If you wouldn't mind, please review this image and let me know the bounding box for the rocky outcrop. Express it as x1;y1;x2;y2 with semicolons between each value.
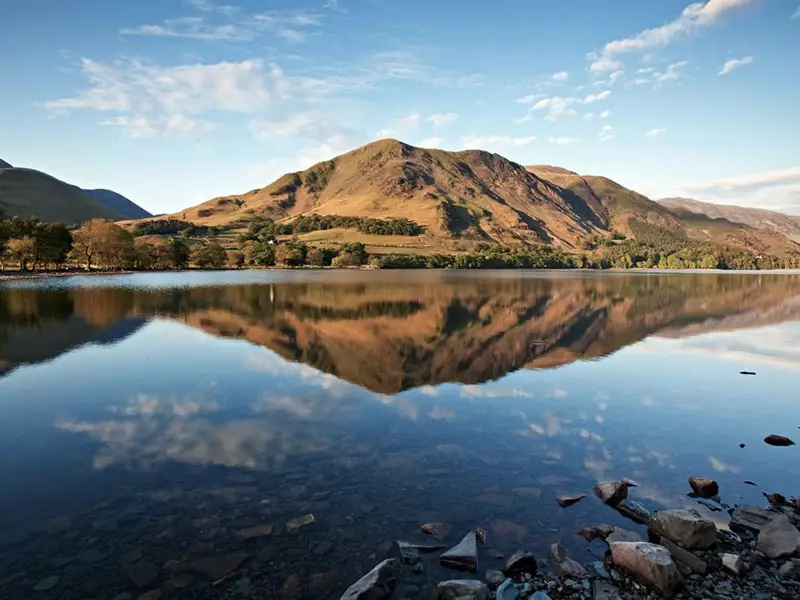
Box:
757;516;800;559
648;509;717;550
340;559;400;600
609;542;683;598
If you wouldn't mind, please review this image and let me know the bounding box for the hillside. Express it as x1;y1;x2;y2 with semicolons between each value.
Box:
659;197;800;242
0;158;11;169
82;188;152;219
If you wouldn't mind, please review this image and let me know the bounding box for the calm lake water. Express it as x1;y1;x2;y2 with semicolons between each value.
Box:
1;270;799;599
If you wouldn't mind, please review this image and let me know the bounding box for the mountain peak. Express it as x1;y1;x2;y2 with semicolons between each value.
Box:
0;158;12;169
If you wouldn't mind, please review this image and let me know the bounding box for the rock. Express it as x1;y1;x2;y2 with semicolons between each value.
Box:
280;573;301;598
123;561;160;589
730;505;778;532
606;527;642;544
32;575;60;592
437;579;489;600
695;498;723;512
191;552;248;580
658;537;707;574
120;548;143;565
722;553;745;576
164;574;194;590
236;524;274;539
315;541;334;556
778;558;800;580
421;522;452;541
340;559;400;600
592;581;622;600
609;542;683;598
484;570;505;589
648;509;717;550
496;579;518;600
440;532;478;572
557;494;587;508
286;513;315;532
111;594;133;600
716;527;743;546
549;543;588;578
756;515;800;558
504;549;537;576
590;561;610;579
136;591;162;600
490;520;527;543
764;434;795;446
616;500;650;524
77;549;106;564
688;477;719;498
398;541;448;562
765;492;788;506
576;524;615;542
593;480;632;505
530;593;552;600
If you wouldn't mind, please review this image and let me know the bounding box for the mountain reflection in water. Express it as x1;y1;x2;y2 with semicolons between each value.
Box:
1;271;799;600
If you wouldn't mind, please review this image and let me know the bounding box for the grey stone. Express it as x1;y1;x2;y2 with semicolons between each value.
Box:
557;494;587;508
730;505;779;533
593;480;631;504
648;509;717;550
549;543;588;578
420;522;452;541
484;570;505;589
778;558;800;580
659;537;707;574
437;579;489;600
616;500;651;524
592;581;622;600
32;576;60;592
606;527;642;544
504;549;537;576
688;477;719;498
722;553;745;576
496;579;518;600
530;593;552;600
440;532;478;572
757;515;800;558
110;594;133;600
123;560;160;589
576;524;615;542
286;513;315;532
340;559;400;600
610;541;683;598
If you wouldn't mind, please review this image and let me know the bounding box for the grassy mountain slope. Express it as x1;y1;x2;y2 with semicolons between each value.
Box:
169;139;613;249
659;197;800;242
0;168;125;223
82;188;152;220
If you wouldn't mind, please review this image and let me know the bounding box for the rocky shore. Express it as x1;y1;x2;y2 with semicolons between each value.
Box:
340;474;800;600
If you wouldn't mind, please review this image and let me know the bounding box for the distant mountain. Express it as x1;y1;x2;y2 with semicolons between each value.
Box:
0;161;151;224
659;197;800;242
81;188;152;220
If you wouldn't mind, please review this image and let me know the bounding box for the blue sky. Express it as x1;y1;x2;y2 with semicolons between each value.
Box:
1;0;799;215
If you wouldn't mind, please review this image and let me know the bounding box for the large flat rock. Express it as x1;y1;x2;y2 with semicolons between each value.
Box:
610;541;683;598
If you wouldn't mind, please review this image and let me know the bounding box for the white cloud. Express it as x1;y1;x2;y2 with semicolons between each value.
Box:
583;112;595;120
656;60;689;82
793;6;800;19
603;0;756;55
551;71;569;81
685;165;800;193
548;136;577;145
426;112;459;128
598;124;615;142
369;51;483;87
398;112;421;128
418;136;444;148
530;96;578;121
609;70;625;84
645;128;666;138
587;53;624;73
461;134;537;148
719;55;754;75
581;90;611;104
249;112;358;146
599;110;611;119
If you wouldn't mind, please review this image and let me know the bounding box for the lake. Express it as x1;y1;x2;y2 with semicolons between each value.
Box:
1;270;799;599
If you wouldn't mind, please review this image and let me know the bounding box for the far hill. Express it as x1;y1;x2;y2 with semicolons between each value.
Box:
0;161;151;224
82;188;152;220
659;197;800;242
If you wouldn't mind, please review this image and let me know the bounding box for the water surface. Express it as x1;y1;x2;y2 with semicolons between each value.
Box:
1;270;799;599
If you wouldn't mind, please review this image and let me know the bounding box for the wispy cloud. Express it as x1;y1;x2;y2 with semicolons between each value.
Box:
530;96;577;121
581;90;611;104
548;136;577;145
426;112;459;128
657;60;689;82
418;136;444;148
599;109;611;119
719;55;754;75
645;128;666;138
684;165;800;193
598;124;614;142
551;71;569;81
587;53;624;73
461;134;537;149
792;6;800;19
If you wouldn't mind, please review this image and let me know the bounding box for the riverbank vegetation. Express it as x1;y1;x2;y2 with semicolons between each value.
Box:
2;215;799;273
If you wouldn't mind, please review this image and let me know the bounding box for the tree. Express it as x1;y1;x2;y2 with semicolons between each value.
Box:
169;238;190;269
306;247;325;267
332;251;363;268
71;219;111;270
340;242;368;264
227;250;245;268
96;224;135;269
275;243;305;266
134;242;157;269
33;222;72;268
192;241;227;268
5;236;36;270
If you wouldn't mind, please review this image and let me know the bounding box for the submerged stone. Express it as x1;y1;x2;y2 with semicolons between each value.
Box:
33;576;60;592
557;494;587;508
340;559;400;600
286;513;315;532
440;531;479;572
437;579;489;600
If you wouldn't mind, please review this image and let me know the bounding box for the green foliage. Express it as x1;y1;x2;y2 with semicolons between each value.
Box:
340;242;368;264
132;219;208;237
240;215;423;240
275;242;307;266
0;216;73;269
191;241;227;268
169;238;190;269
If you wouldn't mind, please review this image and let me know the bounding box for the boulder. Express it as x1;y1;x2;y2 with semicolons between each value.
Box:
648;509;716;550
484;570;505;589
557;494;587;508
609;542;683;598
548;543;588;578
764;434;795;447
496;579;518;600
440;532;479;572
437;580;489;600
591;581;622;600
659;537;706;574
504;549;537;576
721;553;744;576
616;500;650;524
688;477;719;499
576;524;615;542
340;559;400;600
756;515;800;558
593;480;632;505
778;558;800;580
605;527;642;544
729;505;779;533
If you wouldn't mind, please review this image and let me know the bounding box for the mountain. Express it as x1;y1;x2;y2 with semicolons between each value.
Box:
0;161;150;223
81;188;152;220
659;197;800;242
147;139;799;256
